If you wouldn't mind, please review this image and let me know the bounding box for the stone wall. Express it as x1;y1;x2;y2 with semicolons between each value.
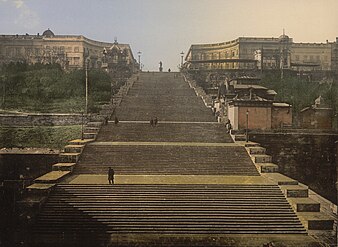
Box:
0;153;59;181
250;131;338;204
0;113;90;126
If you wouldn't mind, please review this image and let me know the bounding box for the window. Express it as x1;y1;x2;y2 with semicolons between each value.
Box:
295;55;299;61
304;55;308;60
74;47;79;52
15;47;21;55
74;57;80;65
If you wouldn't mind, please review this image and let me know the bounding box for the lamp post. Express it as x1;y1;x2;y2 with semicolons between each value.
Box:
137;51;142;71
81;111;84;140
246;109;249;142
180;51;184;68
85;59;89;115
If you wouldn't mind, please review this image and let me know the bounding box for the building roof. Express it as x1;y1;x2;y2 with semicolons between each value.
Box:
273;102;291;107
300;106;333;112
42;28;55;37
233;85;267;90
266;89;277;95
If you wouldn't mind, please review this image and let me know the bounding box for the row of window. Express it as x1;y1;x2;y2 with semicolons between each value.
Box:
193;50;239;60
3;45;102;56
294;55;328;61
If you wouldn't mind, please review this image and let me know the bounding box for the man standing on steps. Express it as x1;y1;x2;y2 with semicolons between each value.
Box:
114;116;119;125
108;167;114;184
154;117;158;126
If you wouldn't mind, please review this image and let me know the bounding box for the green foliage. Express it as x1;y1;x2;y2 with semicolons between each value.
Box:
0;62;113;113
260;71;338;116
0;125;81;149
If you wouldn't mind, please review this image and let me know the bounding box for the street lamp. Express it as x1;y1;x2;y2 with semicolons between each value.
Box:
85;58;89;115
246;109;249;142
180;51;184;68
81;111;84;140
137;51;142;71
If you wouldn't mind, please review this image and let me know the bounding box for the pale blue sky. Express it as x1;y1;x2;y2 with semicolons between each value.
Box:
0;0;337;71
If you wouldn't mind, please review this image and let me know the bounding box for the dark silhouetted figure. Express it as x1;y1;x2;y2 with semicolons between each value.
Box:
154;117;158;126
159;61;163;72
226;119;232;133
108;167;114;184
150;118;154;127
114;116;119;125
168;68;171;72
104;116;108;125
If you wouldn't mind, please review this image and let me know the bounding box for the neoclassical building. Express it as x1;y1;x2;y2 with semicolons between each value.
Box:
185;34;337;72
0;29;137;70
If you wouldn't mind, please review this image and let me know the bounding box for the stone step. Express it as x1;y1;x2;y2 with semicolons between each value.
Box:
52;163;76;172
288;198;320;212
248;147;266;155
83;127;100;133
68;139;94;145
26;183;55;194
252;154;272;163
34;171;70;183
59;153;81;163
243;142;261;147
298;212;335;230
64;145;85;153
281;185;309;198
262;173;298;185
83;128;99;133
234;134;246;141
86;121;102;127
83;132;97;140
255;163;279;173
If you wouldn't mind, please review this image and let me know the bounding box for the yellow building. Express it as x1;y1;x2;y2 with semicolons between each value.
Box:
185;34;337;72
0;29;136;70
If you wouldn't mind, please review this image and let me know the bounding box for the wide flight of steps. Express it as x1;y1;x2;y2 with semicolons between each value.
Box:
29;72;325;246
76;144;259;176
97;122;233;143
114;74;215;122
32;184;306;246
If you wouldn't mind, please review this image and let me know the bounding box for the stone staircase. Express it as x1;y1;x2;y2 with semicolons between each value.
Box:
32;184;306;246
26;72;335;246
114;74;214;122
97;122;232;143
76;144;259;176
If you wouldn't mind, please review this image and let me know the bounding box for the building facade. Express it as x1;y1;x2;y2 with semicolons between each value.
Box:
0;29;136;70
185;34;337;72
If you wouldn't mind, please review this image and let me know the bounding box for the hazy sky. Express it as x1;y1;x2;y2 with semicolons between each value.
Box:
0;0;337;71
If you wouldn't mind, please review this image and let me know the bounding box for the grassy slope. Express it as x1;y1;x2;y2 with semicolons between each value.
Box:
0;125;81;149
